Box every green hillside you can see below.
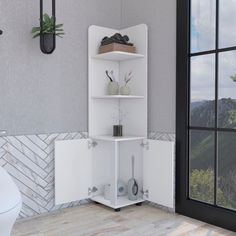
[190,98,236,210]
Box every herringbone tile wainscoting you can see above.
[0,132,87,218]
[0,131,175,219]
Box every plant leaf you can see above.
[31,26,41,33]
[31,12,65,37]
[32,32,41,38]
[43,13,51,23]
[56,32,65,38]
[55,24,63,28]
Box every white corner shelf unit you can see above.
[55,24,175,211]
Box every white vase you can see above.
[108,81,119,95]
[120,84,131,95]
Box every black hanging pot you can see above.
[40,33,56,54]
[40,0,56,54]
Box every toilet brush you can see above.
[127,155,139,201]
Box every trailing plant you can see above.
[31,13,64,38]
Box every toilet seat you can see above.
[0,167,21,214]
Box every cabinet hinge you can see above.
[88,186,98,196]
[141,189,149,198]
[88,140,98,149]
[140,141,149,150]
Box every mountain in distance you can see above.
[190,98,236,209]
[191,98,236,128]
[191,100,207,110]
[190,98,236,170]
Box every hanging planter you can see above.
[40,32,55,54]
[31,0,65,54]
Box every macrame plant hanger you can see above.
[40,0,56,54]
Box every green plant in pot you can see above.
[31,13,64,54]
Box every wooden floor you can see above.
[12,203,236,236]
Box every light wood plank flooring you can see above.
[12,203,236,236]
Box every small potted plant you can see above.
[120,71,133,95]
[31,13,65,54]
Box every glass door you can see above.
[176,0,236,232]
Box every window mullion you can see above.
[214,0,219,206]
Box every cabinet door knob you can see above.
[0,30,3,35]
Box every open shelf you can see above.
[91,135,146,142]
[92,51,144,61]
[91,195,144,209]
[92,95,144,99]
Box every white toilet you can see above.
[0,167,22,236]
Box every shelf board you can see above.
[92,95,144,99]
[91,135,146,142]
[91,195,144,209]
[92,51,144,61]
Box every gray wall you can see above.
[0,0,176,135]
[121,0,176,133]
[0,0,121,135]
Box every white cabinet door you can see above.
[143,139,175,208]
[55,139,92,205]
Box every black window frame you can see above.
[176,0,236,232]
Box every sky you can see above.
[191,0,236,102]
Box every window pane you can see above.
[218,51,236,129]
[191,0,216,53]
[219,0,236,48]
[189,130,215,204]
[217,132,236,210]
[190,55,215,127]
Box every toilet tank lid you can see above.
[0,167,21,213]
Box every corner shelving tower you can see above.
[88,24,148,209]
[55,24,174,212]
[88,24,148,138]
